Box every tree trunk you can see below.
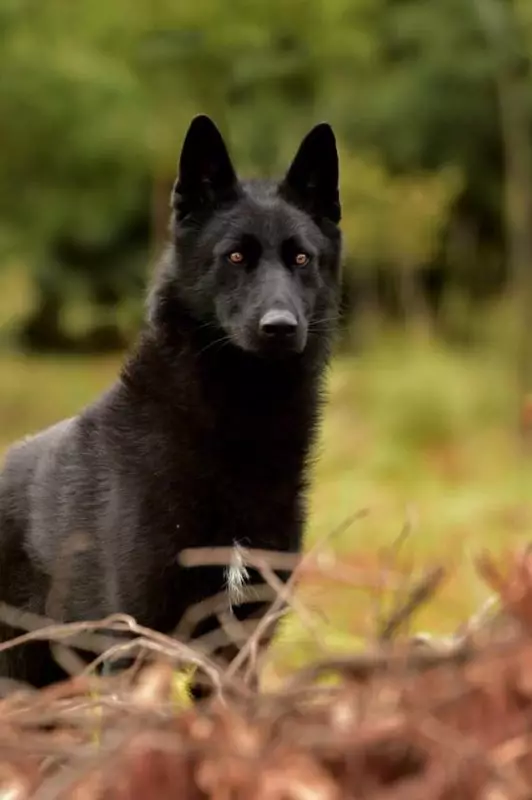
[19,283,67,353]
[473,0,532,451]
[497,73,532,450]
[398,265,432,337]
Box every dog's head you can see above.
[165,115,342,359]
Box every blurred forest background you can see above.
[1,0,532,665]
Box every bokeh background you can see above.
[1,0,532,673]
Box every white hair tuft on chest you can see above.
[225,541,250,611]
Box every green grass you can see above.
[275,331,532,674]
[1,270,531,678]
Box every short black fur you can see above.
[0,115,342,688]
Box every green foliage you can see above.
[0,0,530,348]
[340,149,461,273]
[0,1,147,257]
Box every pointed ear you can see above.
[171,115,239,219]
[279,123,341,225]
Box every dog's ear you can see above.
[279,123,341,225]
[172,115,239,219]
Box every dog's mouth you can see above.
[228,327,306,359]
[256,341,303,359]
[250,334,307,359]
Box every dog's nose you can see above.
[259,309,298,339]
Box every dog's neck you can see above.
[112,271,333,563]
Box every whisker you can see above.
[310,314,341,325]
[308,322,338,332]
[198,334,232,356]
[193,319,221,333]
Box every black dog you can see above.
[0,115,342,689]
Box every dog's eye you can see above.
[295,253,309,267]
[228,251,244,264]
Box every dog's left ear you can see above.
[279,123,341,225]
[172,115,239,220]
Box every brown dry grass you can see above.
[2,541,532,798]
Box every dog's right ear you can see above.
[171,115,239,220]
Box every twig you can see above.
[377,566,446,641]
[174,584,275,641]
[0,606,224,695]
[223,510,370,681]
[179,547,302,571]
[178,509,370,575]
[282,642,474,691]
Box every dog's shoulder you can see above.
[0,420,74,536]
[1,417,76,493]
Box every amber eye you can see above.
[295,253,309,267]
[228,251,244,264]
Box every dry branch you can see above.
[0,537,531,797]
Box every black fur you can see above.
[0,115,342,688]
